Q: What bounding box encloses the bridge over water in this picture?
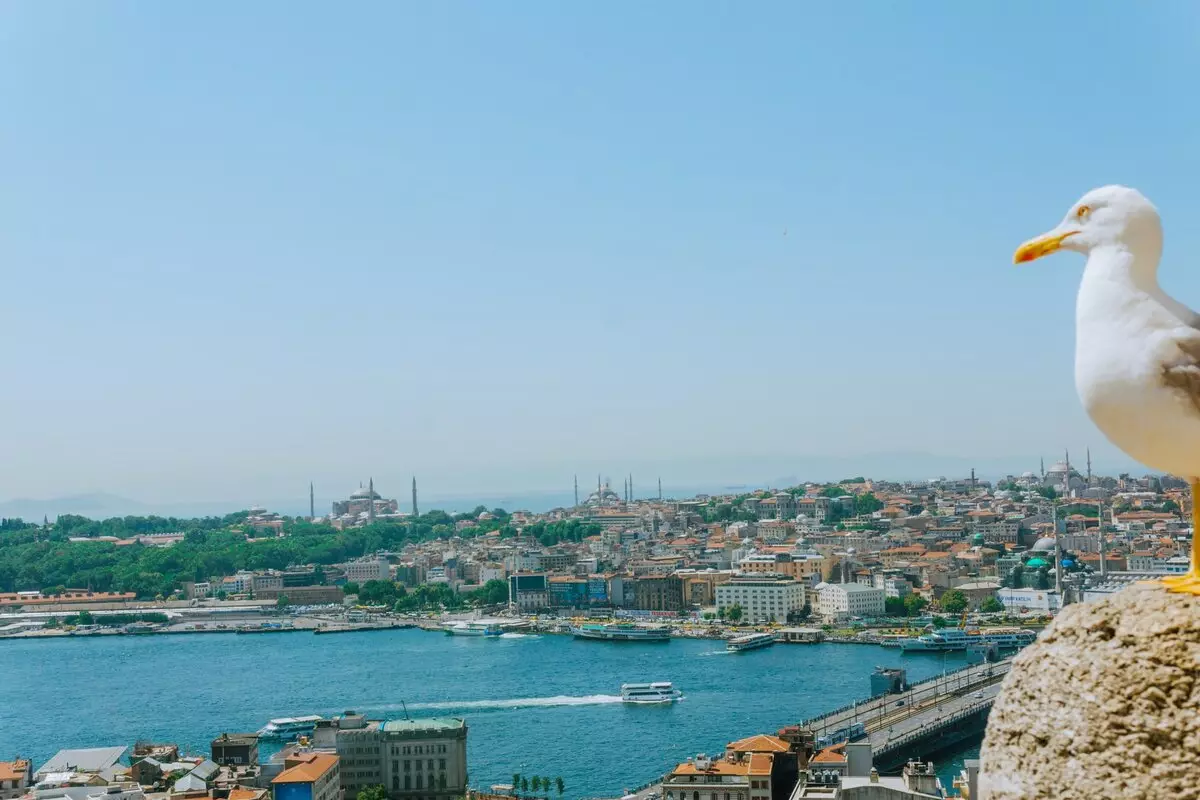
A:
[800,657,1011,770]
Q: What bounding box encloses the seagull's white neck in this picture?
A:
[1078,229,1191,328]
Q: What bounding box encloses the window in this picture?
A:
[392,776,399,791]
[404,761,411,772]
[405,777,411,790]
[439,759,445,770]
[416,775,423,790]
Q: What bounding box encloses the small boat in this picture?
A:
[258,715,323,738]
[726,632,777,652]
[620,682,682,704]
[572,623,671,642]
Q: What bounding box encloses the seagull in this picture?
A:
[1014,185,1200,595]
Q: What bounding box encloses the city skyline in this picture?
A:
[4,3,1200,502]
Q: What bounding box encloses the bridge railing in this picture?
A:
[798,659,1010,728]
[873,698,994,756]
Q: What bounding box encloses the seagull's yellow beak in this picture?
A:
[1013,229,1077,264]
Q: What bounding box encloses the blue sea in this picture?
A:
[0,631,977,796]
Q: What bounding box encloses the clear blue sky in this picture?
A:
[2,2,1198,506]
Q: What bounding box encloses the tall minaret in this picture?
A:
[658,477,663,501]
[1053,503,1064,597]
[1040,457,1045,479]
[970,467,976,492]
[1098,499,1108,579]
[574,475,579,507]
[368,477,376,524]
[1086,447,1093,483]
[309,482,315,521]
[411,476,419,517]
[629,474,633,502]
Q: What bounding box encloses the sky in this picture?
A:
[3,2,1200,509]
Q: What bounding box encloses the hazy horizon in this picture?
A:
[4,3,1196,504]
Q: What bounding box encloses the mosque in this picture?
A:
[331,480,400,521]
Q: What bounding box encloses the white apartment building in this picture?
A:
[815,582,886,622]
[716,574,806,623]
[343,557,390,583]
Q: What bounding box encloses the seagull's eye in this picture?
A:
[1076,205,1091,219]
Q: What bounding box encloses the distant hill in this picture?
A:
[0,493,244,522]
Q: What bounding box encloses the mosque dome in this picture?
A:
[350,486,379,500]
[1021,471,1036,479]
[972,533,986,546]
[1026,557,1050,568]
[1031,536,1057,552]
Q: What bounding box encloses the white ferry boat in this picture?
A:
[572,623,671,642]
[258,715,323,738]
[899,627,1036,653]
[620,682,682,704]
[726,632,777,652]
[442,621,503,637]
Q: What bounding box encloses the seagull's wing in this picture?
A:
[1161,329,1200,413]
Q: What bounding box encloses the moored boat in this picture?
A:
[258,715,323,738]
[572,622,671,642]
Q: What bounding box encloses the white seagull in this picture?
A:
[1015,185,1199,594]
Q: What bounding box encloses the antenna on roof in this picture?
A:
[400,700,411,720]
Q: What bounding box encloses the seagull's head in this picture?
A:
[1014,185,1162,264]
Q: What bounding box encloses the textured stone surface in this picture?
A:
[978,582,1200,799]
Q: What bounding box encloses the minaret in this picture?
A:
[1086,447,1093,483]
[574,475,579,508]
[1053,503,1064,597]
[1098,499,1108,579]
[1040,457,1045,479]
[658,477,662,501]
[309,482,315,521]
[629,473,633,502]
[411,476,418,517]
[970,467,976,492]
[368,477,376,524]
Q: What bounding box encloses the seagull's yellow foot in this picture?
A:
[1161,572,1200,595]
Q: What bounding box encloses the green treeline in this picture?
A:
[0,511,601,598]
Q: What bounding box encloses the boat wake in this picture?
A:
[374,695,624,712]
[499,632,537,639]
[698,649,731,656]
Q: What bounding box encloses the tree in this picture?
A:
[884,596,906,616]
[1035,486,1058,500]
[1033,567,1051,590]
[940,589,968,614]
[726,604,743,622]
[357,786,387,800]
[555,777,565,797]
[854,492,883,515]
[531,778,541,793]
[521,778,529,794]
[342,581,361,596]
[512,775,521,796]
[979,596,1005,613]
[1004,565,1025,589]
[931,615,947,628]
[276,594,290,610]
[542,777,551,795]
[902,594,927,616]
[216,590,227,601]
[77,610,95,626]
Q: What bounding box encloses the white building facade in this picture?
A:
[815,582,886,622]
[716,574,806,623]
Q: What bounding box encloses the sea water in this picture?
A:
[0,630,977,796]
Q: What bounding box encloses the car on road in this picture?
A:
[973,691,984,698]
[895,700,905,707]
